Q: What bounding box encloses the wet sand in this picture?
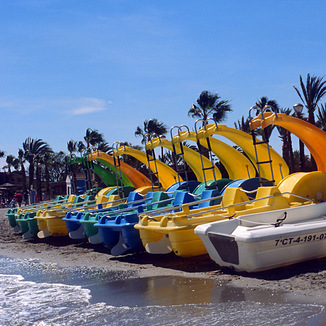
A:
[1,208,326,306]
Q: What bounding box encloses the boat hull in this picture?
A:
[195,202,326,272]
[35,212,68,237]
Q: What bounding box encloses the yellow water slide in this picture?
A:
[171,129,256,180]
[145,137,222,182]
[251,112,326,172]
[88,151,152,188]
[113,146,180,189]
[200,124,289,184]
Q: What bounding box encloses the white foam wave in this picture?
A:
[0,272,323,326]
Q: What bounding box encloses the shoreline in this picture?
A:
[1,208,326,306]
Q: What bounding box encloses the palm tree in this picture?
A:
[255,96,280,112]
[188,90,232,124]
[135,119,168,144]
[0,151,5,184]
[5,155,18,177]
[316,103,326,131]
[50,152,67,182]
[293,74,326,126]
[23,138,52,192]
[135,119,168,162]
[293,74,326,170]
[97,142,113,154]
[253,96,280,140]
[77,141,86,156]
[67,140,78,192]
[274,108,295,173]
[84,128,105,151]
[18,149,27,195]
[67,140,77,157]
[234,115,251,133]
[250,96,280,141]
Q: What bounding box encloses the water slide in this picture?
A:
[113,146,180,189]
[88,151,152,188]
[68,156,118,186]
[87,154,134,187]
[171,129,256,180]
[251,112,326,172]
[145,138,222,182]
[198,124,289,184]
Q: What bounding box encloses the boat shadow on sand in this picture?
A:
[17,232,326,280]
[107,247,326,279]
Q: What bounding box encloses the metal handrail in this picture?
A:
[139,191,314,220]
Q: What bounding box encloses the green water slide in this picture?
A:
[67,156,133,187]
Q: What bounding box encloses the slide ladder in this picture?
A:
[144,137,163,191]
[112,142,128,199]
[170,126,191,190]
[249,107,275,185]
[81,157,93,190]
[194,119,219,186]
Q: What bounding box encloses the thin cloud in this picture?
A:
[0,96,111,115]
[72,106,106,115]
[71,97,110,115]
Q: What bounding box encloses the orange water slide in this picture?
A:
[88,151,152,188]
[251,112,326,172]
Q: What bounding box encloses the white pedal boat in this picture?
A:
[195,201,326,273]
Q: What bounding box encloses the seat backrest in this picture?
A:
[104,194,123,208]
[54,195,64,203]
[173,191,195,207]
[126,191,144,207]
[221,187,249,209]
[72,195,85,207]
[62,195,70,204]
[149,191,171,210]
[253,186,289,209]
[197,189,220,208]
[145,192,154,203]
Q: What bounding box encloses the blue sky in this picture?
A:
[1,0,326,168]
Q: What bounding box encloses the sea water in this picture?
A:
[0,256,324,326]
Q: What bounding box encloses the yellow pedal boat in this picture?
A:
[135,172,322,257]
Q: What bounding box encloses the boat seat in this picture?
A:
[146,191,171,210]
[172,191,196,212]
[126,192,145,208]
[221,187,249,208]
[103,195,123,208]
[96,194,110,205]
[252,186,289,209]
[193,189,221,209]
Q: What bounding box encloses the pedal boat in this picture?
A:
[62,186,135,240]
[195,172,326,272]
[74,188,155,243]
[6,195,67,233]
[34,194,95,238]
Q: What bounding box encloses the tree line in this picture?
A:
[1,73,326,199]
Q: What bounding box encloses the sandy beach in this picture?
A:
[1,207,326,307]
